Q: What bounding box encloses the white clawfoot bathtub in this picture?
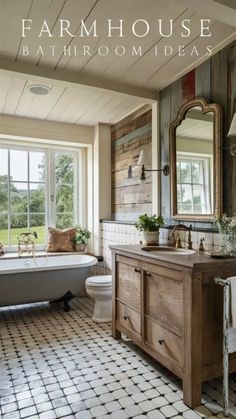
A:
[0,254,97,310]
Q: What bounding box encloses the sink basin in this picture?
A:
[141,246,195,256]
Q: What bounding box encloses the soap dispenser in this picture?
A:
[199,238,205,251]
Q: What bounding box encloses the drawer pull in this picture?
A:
[158,339,165,345]
[134,268,141,273]
[145,271,152,277]
[123,315,129,320]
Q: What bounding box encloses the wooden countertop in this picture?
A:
[109,244,236,270]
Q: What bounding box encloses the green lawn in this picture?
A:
[0,226,46,245]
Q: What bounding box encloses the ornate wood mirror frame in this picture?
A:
[169,98,222,221]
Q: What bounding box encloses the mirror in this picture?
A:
[170,98,222,221]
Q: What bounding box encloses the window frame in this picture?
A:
[0,141,83,252]
[48,148,79,230]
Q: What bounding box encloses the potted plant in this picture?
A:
[135,214,165,246]
[74,225,91,252]
[215,213,236,255]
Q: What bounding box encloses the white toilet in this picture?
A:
[85,275,112,322]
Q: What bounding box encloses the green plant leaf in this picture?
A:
[135,214,165,232]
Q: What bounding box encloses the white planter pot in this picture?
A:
[142,230,160,246]
[76,243,87,252]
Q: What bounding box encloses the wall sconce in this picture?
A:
[227,113,236,156]
[139,164,170,182]
[127,149,169,182]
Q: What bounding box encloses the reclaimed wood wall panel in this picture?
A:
[111,105,152,141]
[112,183,151,205]
[111,203,152,221]
[170,79,183,122]
[227,42,236,215]
[182,70,196,103]
[111,106,152,221]
[211,47,229,214]
[195,60,211,101]
[160,86,171,221]
[160,40,236,223]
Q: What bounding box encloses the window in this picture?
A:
[0,145,80,248]
[176,154,212,214]
[54,151,77,229]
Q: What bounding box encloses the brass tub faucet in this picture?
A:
[17,232,38,257]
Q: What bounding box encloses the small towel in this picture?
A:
[228,277,236,329]
[229,328,236,353]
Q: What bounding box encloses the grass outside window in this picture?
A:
[0,226,46,246]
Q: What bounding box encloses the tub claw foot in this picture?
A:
[64,299,71,312]
[51,291,75,312]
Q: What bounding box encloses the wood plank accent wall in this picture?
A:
[160,40,236,224]
[111,105,152,221]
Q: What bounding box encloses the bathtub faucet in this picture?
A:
[17,232,38,257]
[0,241,5,255]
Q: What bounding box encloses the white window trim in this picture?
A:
[0,141,86,252]
[48,148,79,228]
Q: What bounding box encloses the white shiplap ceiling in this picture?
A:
[177,118,213,141]
[0,72,148,126]
[177,108,214,140]
[0,0,236,126]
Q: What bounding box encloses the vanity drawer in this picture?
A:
[144,270,183,336]
[145,317,182,367]
[116,261,141,310]
[117,301,141,340]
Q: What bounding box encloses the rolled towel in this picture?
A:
[228,277,236,328]
[228,328,236,353]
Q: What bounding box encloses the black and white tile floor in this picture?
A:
[0,297,236,419]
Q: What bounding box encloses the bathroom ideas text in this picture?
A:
[21,18,213,58]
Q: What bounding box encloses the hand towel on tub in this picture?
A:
[229,329,236,353]
[228,277,236,328]
[228,276,236,353]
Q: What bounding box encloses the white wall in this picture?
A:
[0,114,94,147]
[176,136,213,154]
[93,123,111,255]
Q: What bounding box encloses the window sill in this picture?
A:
[0,251,89,260]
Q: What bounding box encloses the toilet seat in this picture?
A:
[86,275,112,287]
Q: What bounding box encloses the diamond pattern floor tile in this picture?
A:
[0,297,236,418]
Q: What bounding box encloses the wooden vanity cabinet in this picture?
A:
[115,257,142,342]
[143,264,183,370]
[111,248,236,409]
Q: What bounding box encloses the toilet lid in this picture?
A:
[86,275,112,287]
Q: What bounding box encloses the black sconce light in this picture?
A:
[139,164,170,182]
[127,149,169,182]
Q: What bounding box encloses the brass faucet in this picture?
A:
[0,241,5,255]
[169,224,193,250]
[17,232,38,257]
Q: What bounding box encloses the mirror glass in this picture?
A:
[170,98,222,221]
[176,107,214,215]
